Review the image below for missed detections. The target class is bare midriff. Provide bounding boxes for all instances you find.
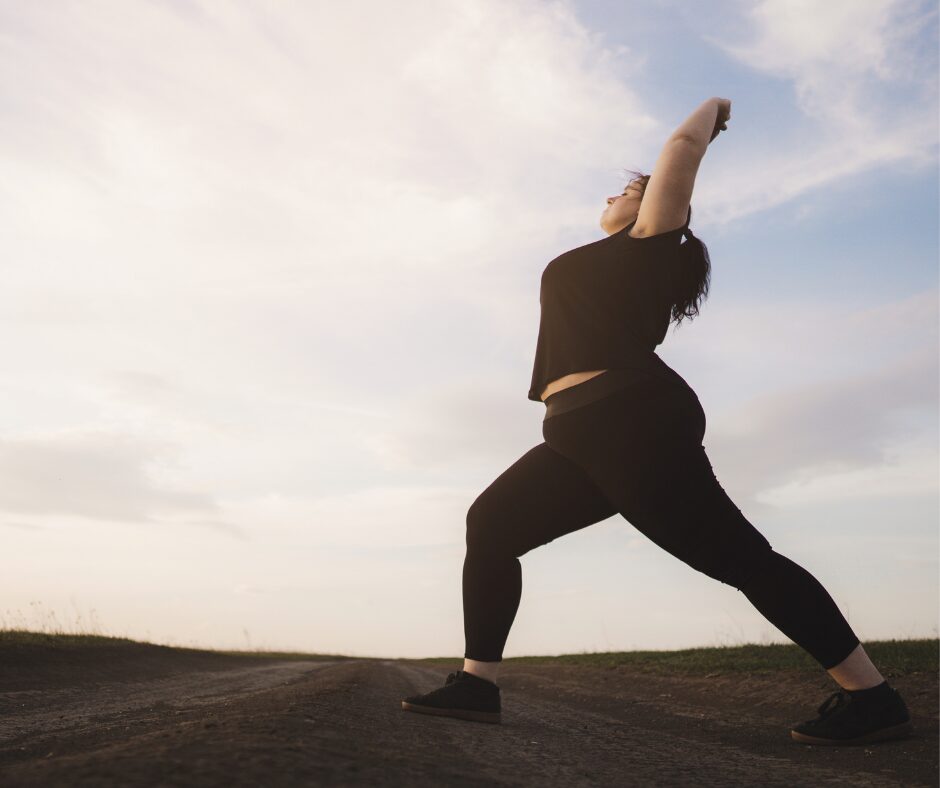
[540,369,608,402]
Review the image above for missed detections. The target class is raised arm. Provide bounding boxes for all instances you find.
[631,98,731,237]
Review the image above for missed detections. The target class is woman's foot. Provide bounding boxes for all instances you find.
[790,681,914,745]
[401,670,501,724]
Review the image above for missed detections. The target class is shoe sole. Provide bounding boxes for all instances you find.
[401,700,501,724]
[790,719,914,746]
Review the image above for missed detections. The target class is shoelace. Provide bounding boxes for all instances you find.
[445,670,490,687]
[815,690,851,719]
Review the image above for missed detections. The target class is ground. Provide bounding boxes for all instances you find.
[0,644,936,786]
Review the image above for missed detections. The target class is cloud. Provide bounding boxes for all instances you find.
[0,1,933,655]
[717,0,935,99]
[674,288,938,510]
[707,345,937,507]
[690,0,937,225]
[0,0,935,534]
[0,521,46,531]
[363,379,540,474]
[232,485,476,549]
[0,0,670,408]
[0,0,660,273]
[0,430,228,526]
[669,288,939,392]
[369,288,938,514]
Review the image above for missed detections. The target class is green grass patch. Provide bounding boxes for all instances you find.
[0,630,140,649]
[5,630,934,677]
[412,638,938,678]
[0,629,356,661]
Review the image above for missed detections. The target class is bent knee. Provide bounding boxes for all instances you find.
[692,535,776,591]
[465,500,530,558]
[465,500,498,553]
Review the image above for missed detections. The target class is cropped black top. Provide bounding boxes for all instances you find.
[528,205,693,402]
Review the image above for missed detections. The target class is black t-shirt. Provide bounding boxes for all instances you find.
[528,206,693,402]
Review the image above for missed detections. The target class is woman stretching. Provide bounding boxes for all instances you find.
[401,97,913,746]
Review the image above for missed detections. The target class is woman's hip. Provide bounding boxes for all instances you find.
[542,369,706,456]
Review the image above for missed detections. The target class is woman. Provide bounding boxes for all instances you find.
[401,97,913,746]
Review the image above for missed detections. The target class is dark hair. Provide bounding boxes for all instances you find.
[621,169,711,329]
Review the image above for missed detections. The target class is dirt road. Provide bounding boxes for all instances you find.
[0,653,935,786]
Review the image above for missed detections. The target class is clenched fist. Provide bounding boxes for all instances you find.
[710,98,731,143]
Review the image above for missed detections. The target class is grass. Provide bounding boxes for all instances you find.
[3,614,936,678]
[0,629,357,662]
[412,638,939,678]
[0,630,141,649]
[3,630,935,678]
[0,602,358,660]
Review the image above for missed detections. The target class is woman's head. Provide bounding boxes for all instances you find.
[606,168,712,329]
[600,174,649,235]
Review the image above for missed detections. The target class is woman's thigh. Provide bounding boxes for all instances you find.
[467,441,619,559]
[623,440,774,585]
[543,380,772,585]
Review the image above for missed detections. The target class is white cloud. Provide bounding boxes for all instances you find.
[719,0,931,86]
[2,0,933,510]
[756,438,937,505]
[707,346,937,507]
[0,429,237,528]
[0,0,934,653]
[690,0,937,225]
[231,484,475,549]
[684,288,939,511]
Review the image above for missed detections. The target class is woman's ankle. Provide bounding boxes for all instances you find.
[463,657,501,684]
[826,643,886,691]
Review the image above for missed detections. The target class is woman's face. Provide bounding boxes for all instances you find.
[600,180,643,235]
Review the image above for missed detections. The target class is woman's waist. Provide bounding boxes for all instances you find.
[543,357,693,397]
[542,361,696,419]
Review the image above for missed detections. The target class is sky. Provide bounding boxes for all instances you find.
[0,0,937,660]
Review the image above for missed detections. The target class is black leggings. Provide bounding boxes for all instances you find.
[463,367,860,670]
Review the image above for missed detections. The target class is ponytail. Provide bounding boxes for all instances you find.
[671,206,711,329]
[620,169,712,329]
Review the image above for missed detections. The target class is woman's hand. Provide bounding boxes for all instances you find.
[709,97,731,143]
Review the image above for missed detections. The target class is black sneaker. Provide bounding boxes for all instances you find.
[401,669,501,724]
[790,685,914,745]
